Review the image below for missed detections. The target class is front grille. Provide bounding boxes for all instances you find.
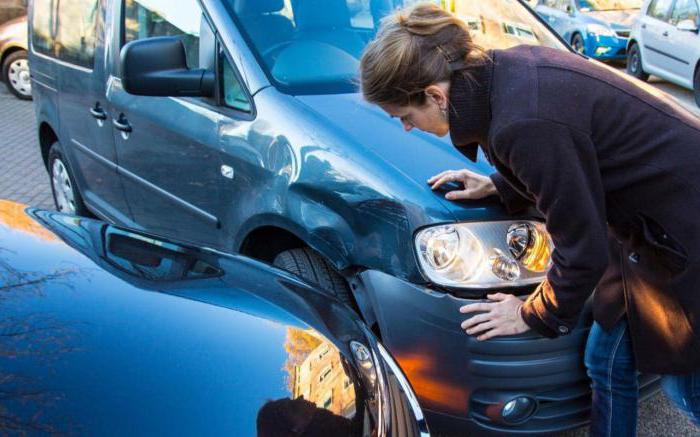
[616,30,631,38]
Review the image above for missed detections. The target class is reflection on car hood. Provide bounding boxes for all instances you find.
[0,201,369,435]
[295,93,508,221]
[584,9,638,28]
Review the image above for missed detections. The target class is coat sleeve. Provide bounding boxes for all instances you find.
[490,171,534,214]
[491,119,609,338]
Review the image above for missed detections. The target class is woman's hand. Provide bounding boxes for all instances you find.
[459,293,531,341]
[427,169,497,200]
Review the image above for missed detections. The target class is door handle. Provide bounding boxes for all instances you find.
[90,104,107,120]
[113,115,132,133]
[642,24,646,29]
[662,30,669,36]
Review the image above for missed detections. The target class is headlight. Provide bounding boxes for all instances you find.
[415,221,553,288]
[587,23,615,37]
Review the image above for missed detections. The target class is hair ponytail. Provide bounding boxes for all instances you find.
[360,3,488,107]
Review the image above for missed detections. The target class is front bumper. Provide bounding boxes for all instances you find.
[356,270,660,435]
[585,34,628,60]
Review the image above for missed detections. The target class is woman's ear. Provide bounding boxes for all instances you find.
[424,83,449,109]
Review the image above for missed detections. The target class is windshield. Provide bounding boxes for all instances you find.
[224,0,566,95]
[576,0,642,11]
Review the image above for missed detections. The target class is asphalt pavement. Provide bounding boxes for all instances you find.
[0,79,698,435]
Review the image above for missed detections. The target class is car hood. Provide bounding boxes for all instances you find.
[294,92,507,221]
[0,202,372,435]
[583,9,638,28]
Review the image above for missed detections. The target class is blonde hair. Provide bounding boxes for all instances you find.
[360,3,488,108]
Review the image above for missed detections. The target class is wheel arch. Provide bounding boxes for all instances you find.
[38,121,58,169]
[0,46,27,69]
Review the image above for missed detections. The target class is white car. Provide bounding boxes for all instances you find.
[627,0,700,107]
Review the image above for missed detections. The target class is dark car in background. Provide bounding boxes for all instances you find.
[535,0,641,60]
[0,200,428,435]
[0,15,30,99]
[28,0,664,434]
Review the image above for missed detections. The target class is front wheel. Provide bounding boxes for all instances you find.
[2,50,32,100]
[626,43,649,82]
[48,142,91,216]
[273,247,356,308]
[572,33,585,55]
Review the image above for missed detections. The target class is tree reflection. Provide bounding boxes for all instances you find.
[0,249,78,434]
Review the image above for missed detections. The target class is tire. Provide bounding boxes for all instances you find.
[626,42,650,82]
[2,50,32,100]
[694,68,700,108]
[48,142,91,216]
[572,33,585,55]
[273,247,356,309]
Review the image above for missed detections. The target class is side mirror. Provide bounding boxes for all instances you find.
[676,19,699,33]
[566,4,574,15]
[120,37,215,97]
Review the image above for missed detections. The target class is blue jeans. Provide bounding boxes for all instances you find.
[584,318,700,436]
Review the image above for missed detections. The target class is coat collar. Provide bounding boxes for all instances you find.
[448,54,495,162]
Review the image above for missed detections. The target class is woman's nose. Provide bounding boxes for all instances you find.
[402,121,413,132]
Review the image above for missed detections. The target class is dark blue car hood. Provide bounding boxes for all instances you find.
[0,202,372,435]
[294,93,508,221]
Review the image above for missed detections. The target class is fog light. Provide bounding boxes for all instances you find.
[501,396,537,424]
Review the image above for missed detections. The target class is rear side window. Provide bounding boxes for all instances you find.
[648,0,675,21]
[31,0,55,56]
[56,0,100,68]
[123,0,202,69]
[670,0,700,25]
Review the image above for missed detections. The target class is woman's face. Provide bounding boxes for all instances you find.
[379,83,451,137]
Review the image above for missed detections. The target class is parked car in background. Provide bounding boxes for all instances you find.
[28,0,663,434]
[0,15,30,99]
[535,0,641,60]
[0,200,428,435]
[627,0,700,107]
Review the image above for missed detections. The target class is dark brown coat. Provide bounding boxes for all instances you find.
[448,45,700,374]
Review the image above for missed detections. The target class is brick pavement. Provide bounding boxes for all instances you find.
[0,87,53,209]
[0,81,697,436]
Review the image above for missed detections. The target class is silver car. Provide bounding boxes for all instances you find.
[627,0,700,107]
[0,15,31,100]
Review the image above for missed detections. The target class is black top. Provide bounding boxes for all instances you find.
[447,44,700,374]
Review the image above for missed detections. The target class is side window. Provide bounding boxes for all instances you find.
[31,0,55,56]
[670,0,700,25]
[221,55,251,113]
[123,0,202,69]
[648,0,675,21]
[55,0,99,68]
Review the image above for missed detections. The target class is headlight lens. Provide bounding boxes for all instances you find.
[415,221,553,288]
[587,23,615,37]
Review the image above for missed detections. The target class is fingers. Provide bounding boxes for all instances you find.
[430,173,457,190]
[427,170,451,185]
[476,327,506,341]
[459,302,492,314]
[487,293,509,302]
[460,313,490,330]
[445,189,478,200]
[466,320,498,336]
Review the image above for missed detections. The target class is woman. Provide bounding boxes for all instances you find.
[359,3,700,436]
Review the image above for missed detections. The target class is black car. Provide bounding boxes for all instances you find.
[0,200,428,435]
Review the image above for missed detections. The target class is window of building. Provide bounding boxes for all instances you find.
[55,0,99,68]
[318,365,332,383]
